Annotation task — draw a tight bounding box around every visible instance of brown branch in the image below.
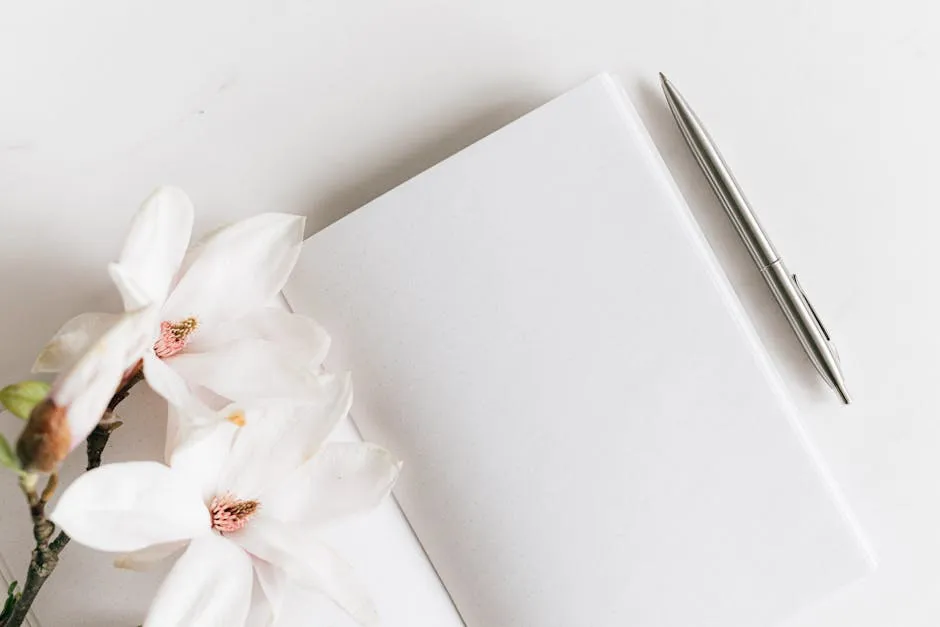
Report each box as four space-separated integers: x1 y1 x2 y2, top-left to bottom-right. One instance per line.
107 367 144 414
2 373 142 627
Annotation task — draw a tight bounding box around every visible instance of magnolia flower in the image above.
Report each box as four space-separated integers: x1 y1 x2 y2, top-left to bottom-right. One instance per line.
51 373 401 626
17 306 156 472
33 187 329 420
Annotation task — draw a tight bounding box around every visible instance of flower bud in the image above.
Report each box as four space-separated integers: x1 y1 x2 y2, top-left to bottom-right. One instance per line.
16 305 157 472
16 398 70 473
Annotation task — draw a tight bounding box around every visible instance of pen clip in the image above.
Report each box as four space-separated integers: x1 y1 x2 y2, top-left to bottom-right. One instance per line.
792 274 840 362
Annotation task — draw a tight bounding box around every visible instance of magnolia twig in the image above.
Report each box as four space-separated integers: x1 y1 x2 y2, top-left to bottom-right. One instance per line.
6 475 59 627
2 373 142 627
108 368 144 414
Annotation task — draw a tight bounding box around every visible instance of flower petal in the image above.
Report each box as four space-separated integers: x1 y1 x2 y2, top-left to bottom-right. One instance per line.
185 308 330 369
50 461 209 552
108 263 155 311
166 340 329 404
217 373 353 499
164 403 182 465
245 570 274 627
114 540 188 572
162 213 305 327
32 312 120 373
246 559 288 627
263 443 401 528
145 534 253 627
112 186 194 310
233 517 378 626
255 558 288 621
168 416 238 502
142 350 213 419
52 306 157 449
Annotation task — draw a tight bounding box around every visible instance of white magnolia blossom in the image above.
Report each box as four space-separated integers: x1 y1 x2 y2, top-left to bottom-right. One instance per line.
51 372 401 627
33 187 330 420
17 305 157 472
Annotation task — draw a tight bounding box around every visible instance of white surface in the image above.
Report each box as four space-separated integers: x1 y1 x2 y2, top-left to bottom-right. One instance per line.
0 1 934 625
284 74 873 627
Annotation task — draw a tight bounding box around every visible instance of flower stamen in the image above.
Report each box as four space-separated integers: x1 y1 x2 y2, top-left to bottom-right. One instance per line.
226 410 246 427
209 493 259 534
153 317 198 358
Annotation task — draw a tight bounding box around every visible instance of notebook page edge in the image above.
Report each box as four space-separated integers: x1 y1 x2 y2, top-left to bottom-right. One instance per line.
599 74 877 573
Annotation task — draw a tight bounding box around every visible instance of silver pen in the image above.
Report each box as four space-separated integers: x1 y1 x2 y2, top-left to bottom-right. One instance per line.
659 73 851 404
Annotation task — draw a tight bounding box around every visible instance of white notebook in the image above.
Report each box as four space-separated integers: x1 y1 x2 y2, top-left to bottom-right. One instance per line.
284 74 874 627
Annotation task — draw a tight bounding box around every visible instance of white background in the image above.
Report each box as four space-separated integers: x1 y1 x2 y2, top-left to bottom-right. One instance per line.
0 1 935 625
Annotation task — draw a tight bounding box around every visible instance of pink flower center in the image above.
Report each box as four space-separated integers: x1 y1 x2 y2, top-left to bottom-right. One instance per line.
153 317 198 358
209 493 260 534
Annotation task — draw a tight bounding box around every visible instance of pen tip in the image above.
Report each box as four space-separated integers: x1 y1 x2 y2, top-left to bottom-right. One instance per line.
659 72 668 84
837 384 852 405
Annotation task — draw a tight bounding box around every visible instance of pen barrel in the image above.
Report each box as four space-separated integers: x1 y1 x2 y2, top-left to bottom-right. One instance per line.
659 76 779 267
697 158 780 269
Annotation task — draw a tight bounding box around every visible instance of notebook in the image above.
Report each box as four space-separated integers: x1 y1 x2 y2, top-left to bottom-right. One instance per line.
283 73 874 627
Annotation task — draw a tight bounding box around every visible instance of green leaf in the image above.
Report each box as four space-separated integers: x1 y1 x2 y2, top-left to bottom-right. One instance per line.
0 434 20 474
0 580 18 622
0 381 51 420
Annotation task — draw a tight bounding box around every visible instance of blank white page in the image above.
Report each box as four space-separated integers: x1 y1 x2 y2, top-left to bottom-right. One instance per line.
284 74 873 627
